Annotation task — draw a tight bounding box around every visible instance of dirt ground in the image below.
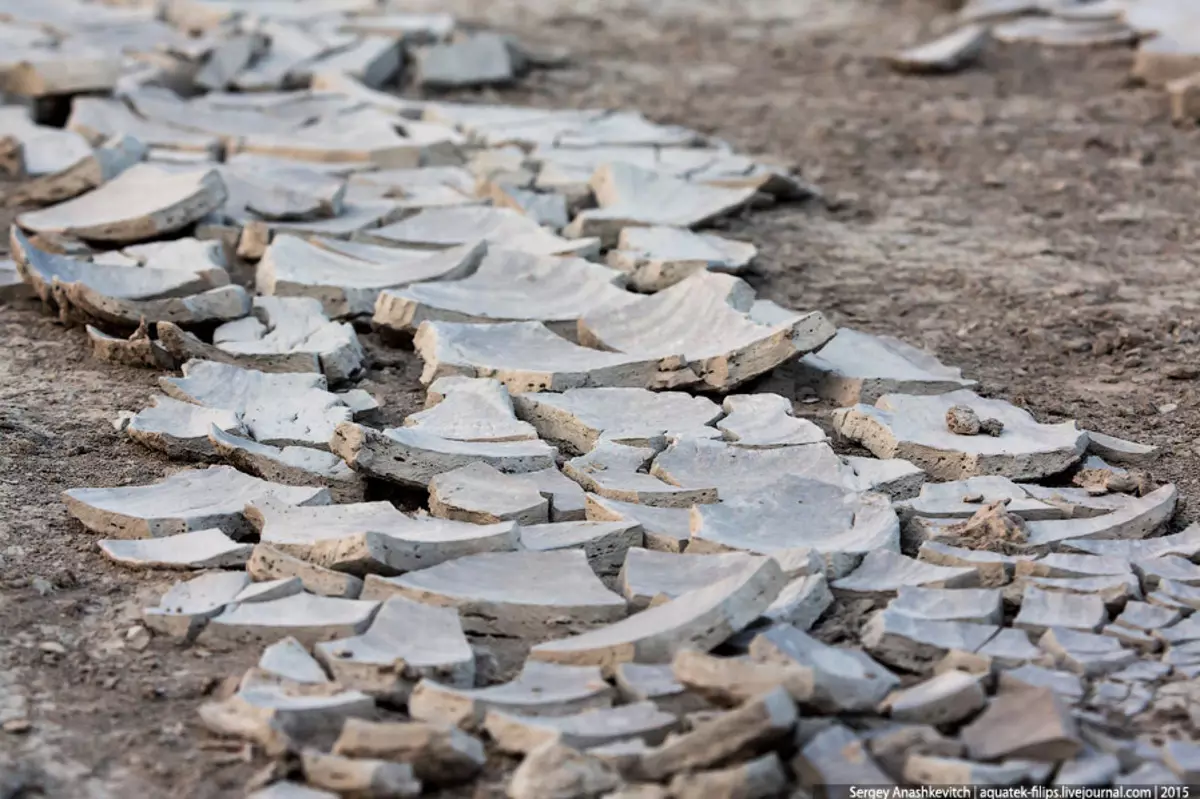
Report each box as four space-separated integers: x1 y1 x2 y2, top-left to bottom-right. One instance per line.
4 0 1200 795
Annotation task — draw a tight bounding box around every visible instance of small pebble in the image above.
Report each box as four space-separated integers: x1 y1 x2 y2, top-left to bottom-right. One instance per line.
2 719 31 735
38 641 66 655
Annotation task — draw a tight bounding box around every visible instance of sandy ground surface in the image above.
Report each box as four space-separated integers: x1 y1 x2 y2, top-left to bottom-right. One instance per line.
4 0 1200 795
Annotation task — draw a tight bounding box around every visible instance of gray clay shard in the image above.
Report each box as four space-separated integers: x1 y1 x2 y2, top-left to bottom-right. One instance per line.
11 227 227 304
202 591 381 647
98 528 251 570
12 133 147 207
520 521 643 575
1084 430 1158 466
429 462 549 524
605 225 757 292
512 387 722 454
258 236 484 319
896 475 1060 521
889 24 989 74
63 465 330 539
887 586 1003 625
143 570 251 639
1014 587 1109 636
161 360 353 450
486 182 569 229
68 97 221 156
125 395 244 460
373 247 635 335
408 661 614 730
689 476 899 578
413 320 667 393
360 550 627 638
258 637 330 685
563 163 756 246
17 164 227 244
314 595 474 700
86 323 174 368
331 423 556 488
485 701 678 754
415 33 516 89
1021 484 1178 548
246 498 519 576
564 440 717 508
716 394 826 448
406 376 537 442
880 670 986 726
517 467 588 521
861 609 998 666
210 296 365 383
1014 553 1133 580
209 425 365 504
585 494 692 553
832 389 1087 481
619 548 767 610
68 283 250 329
831 551 980 603
530 558 786 670
794 726 896 792
578 272 835 392
918 541 1030 585
763 574 834 631
249 543 364 599
361 206 599 257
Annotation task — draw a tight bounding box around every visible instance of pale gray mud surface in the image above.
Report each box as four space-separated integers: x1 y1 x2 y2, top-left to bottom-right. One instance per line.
3 0 1200 795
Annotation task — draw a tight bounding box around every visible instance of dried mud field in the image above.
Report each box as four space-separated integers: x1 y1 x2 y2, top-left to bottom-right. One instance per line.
4 0 1200 796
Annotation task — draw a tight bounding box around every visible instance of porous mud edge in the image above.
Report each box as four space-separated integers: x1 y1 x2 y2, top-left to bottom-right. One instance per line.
4 1 1200 795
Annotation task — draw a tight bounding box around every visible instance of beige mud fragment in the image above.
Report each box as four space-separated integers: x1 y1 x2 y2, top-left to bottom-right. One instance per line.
667 752 787 799
671 650 814 706
63 465 329 539
1134 34 1200 87
903 755 1036 786
330 423 556 488
314 596 473 701
960 686 1081 762
409 661 614 730
1037 628 1137 676
248 544 364 599
359 550 626 639
889 24 989 74
530 558 786 671
300 750 421 798
87 323 174 369
333 718 484 786
125 395 243 460
508 741 621 799
512 387 722 455
198 684 374 757
98 528 251 570
486 701 678 755
637 686 797 781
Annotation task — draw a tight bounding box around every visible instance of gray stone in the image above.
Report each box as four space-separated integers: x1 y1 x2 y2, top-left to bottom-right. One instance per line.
359 550 626 639
486 701 678 754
